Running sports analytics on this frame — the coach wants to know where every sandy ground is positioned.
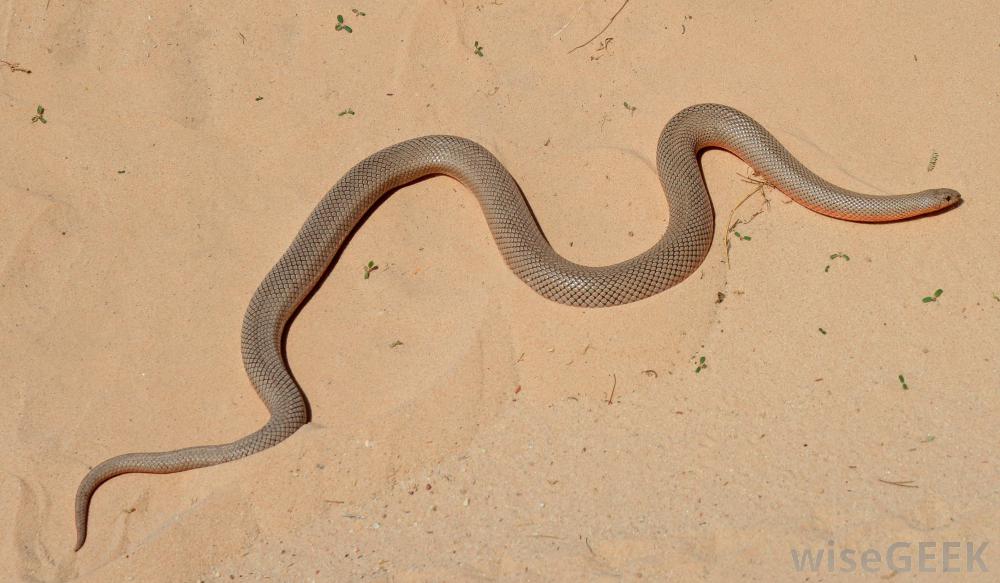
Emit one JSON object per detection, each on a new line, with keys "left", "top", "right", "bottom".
{"left": 2, "top": 1, "right": 998, "bottom": 581}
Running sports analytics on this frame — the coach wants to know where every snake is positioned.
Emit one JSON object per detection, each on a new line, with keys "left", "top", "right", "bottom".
{"left": 73, "top": 103, "right": 960, "bottom": 550}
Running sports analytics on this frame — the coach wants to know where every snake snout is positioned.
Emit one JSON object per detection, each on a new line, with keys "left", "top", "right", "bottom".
{"left": 933, "top": 188, "right": 962, "bottom": 208}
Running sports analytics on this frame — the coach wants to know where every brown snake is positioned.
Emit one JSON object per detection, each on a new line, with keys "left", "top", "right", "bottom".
{"left": 74, "top": 103, "right": 960, "bottom": 550}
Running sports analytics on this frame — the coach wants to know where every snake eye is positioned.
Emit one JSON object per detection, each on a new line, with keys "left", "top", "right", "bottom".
{"left": 945, "top": 195, "right": 952, "bottom": 201}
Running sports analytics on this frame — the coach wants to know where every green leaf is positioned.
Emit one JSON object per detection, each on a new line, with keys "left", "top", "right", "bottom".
{"left": 922, "top": 297, "right": 933, "bottom": 303}
{"left": 344, "top": 25, "right": 352, "bottom": 33}
{"left": 830, "top": 253, "right": 838, "bottom": 259}
{"left": 37, "top": 105, "right": 44, "bottom": 114}
{"left": 934, "top": 289, "right": 943, "bottom": 297}
{"left": 337, "top": 14, "right": 344, "bottom": 23}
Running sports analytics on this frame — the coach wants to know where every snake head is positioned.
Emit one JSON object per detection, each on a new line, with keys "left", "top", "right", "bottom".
{"left": 925, "top": 188, "right": 962, "bottom": 212}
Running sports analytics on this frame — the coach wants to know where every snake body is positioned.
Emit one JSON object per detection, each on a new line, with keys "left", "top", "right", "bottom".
{"left": 74, "top": 104, "right": 960, "bottom": 550}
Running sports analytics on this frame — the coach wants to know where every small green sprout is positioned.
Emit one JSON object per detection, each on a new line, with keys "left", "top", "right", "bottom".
{"left": 818, "top": 328, "right": 827, "bottom": 335}
{"left": 992, "top": 292, "right": 999, "bottom": 302}
{"left": 31, "top": 105, "right": 47, "bottom": 124}
{"left": 338, "top": 108, "right": 355, "bottom": 116}
{"left": 898, "top": 374, "right": 909, "bottom": 390}
{"left": 824, "top": 252, "right": 849, "bottom": 272}
{"left": 732, "top": 231, "right": 751, "bottom": 241}
{"left": 363, "top": 260, "right": 378, "bottom": 279}
{"left": 473, "top": 41, "right": 485, "bottom": 57}
{"left": 694, "top": 355, "right": 707, "bottom": 373}
{"left": 921, "top": 288, "right": 943, "bottom": 303}
{"left": 335, "top": 14, "right": 353, "bottom": 33}
{"left": 623, "top": 101, "right": 637, "bottom": 114}
{"left": 389, "top": 340, "right": 403, "bottom": 348}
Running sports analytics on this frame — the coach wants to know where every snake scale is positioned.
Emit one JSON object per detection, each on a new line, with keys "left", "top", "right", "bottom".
{"left": 74, "top": 103, "right": 960, "bottom": 550}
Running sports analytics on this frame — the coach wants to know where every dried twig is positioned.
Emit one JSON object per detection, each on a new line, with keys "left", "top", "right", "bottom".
{"left": 1, "top": 59, "right": 31, "bottom": 74}
{"left": 568, "top": 0, "right": 631, "bottom": 54}
{"left": 552, "top": 0, "right": 586, "bottom": 38}
{"left": 724, "top": 169, "right": 774, "bottom": 267}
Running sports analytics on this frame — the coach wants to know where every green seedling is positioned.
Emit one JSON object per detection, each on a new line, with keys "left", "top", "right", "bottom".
{"left": 623, "top": 101, "right": 637, "bottom": 114}
{"left": 898, "top": 374, "right": 909, "bottom": 390}
{"left": 694, "top": 355, "right": 707, "bottom": 373}
{"left": 992, "top": 292, "right": 999, "bottom": 302}
{"left": 335, "top": 14, "right": 353, "bottom": 33}
{"left": 824, "top": 252, "right": 849, "bottom": 272}
{"left": 31, "top": 105, "right": 47, "bottom": 124}
{"left": 389, "top": 340, "right": 403, "bottom": 348}
{"left": 473, "top": 41, "right": 485, "bottom": 57}
{"left": 922, "top": 288, "right": 943, "bottom": 303}
{"left": 363, "top": 260, "right": 378, "bottom": 279}
{"left": 338, "top": 108, "right": 355, "bottom": 116}
{"left": 818, "top": 328, "right": 827, "bottom": 335}
{"left": 732, "top": 231, "right": 751, "bottom": 241}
